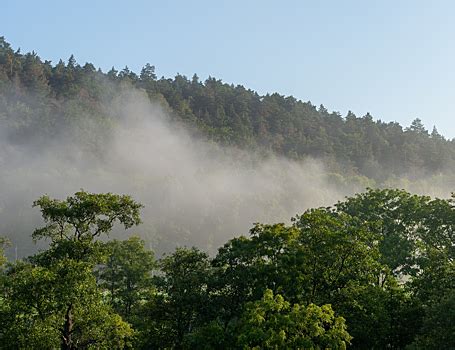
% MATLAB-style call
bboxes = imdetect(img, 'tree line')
[1,36,455,182]
[1,188,454,349]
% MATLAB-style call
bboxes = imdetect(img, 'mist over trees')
[1,36,454,183]
[1,36,455,348]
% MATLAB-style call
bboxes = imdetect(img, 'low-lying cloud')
[1,86,356,257]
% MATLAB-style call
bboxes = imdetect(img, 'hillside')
[1,36,454,183]
[1,36,455,349]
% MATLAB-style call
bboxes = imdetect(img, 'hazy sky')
[4,0,455,137]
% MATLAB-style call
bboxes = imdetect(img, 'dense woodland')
[1,189,454,349]
[1,36,455,183]
[1,37,455,348]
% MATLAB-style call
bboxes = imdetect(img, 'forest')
[1,36,455,184]
[1,188,454,349]
[0,36,454,348]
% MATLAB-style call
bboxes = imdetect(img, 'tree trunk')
[61,303,74,350]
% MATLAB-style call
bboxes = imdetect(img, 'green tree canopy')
[237,289,351,349]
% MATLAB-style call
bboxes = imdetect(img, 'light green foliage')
[237,289,351,349]
[1,259,133,349]
[32,190,142,244]
[1,185,455,348]
[1,191,143,349]
[0,236,10,267]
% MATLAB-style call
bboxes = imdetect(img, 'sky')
[3,0,455,137]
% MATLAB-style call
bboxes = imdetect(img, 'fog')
[0,87,358,258]
[3,83,455,259]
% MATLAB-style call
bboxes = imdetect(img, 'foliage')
[1,259,133,349]
[1,189,455,348]
[1,191,142,349]
[0,237,10,268]
[237,289,351,349]
[410,291,455,349]
[97,236,155,321]
[1,36,455,183]
[3,34,455,348]
[139,247,212,349]
[32,190,142,244]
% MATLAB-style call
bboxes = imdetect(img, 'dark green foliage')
[1,36,455,181]
[1,34,455,348]
[336,188,429,276]
[411,291,455,349]
[141,247,212,349]
[1,188,455,348]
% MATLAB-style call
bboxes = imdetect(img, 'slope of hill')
[1,36,454,184]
